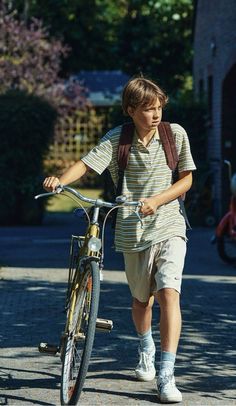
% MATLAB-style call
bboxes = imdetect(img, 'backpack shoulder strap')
[117,122,135,170]
[118,121,178,171]
[112,122,134,228]
[159,122,191,229]
[158,122,179,171]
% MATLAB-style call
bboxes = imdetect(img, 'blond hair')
[122,77,168,116]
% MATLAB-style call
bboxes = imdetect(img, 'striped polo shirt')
[81,123,196,252]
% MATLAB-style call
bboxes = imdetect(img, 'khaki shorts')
[123,236,187,302]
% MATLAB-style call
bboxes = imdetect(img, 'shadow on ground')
[1,272,235,401]
[0,215,236,403]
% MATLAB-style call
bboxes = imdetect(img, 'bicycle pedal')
[38,342,59,355]
[96,318,113,332]
[74,332,86,340]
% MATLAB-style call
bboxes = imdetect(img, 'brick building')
[193,0,236,218]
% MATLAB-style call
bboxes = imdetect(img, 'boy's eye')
[144,106,162,112]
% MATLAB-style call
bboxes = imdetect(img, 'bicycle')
[212,160,236,264]
[35,185,142,405]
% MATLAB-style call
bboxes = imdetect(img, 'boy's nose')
[153,109,159,117]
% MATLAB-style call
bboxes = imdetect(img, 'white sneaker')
[157,370,182,403]
[135,346,156,381]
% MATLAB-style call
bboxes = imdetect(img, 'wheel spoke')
[60,260,100,405]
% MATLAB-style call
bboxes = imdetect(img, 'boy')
[43,77,196,403]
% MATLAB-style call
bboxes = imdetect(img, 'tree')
[10,0,194,94]
[10,0,127,73]
[0,2,89,224]
[0,1,87,111]
[117,0,194,93]
[0,90,57,225]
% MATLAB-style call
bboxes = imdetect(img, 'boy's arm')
[140,171,192,216]
[43,160,90,192]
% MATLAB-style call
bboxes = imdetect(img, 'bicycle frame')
[65,223,101,335]
[35,185,142,336]
[211,160,236,265]
[216,197,236,238]
[35,185,143,404]
[216,160,236,239]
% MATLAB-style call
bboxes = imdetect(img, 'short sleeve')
[81,131,113,175]
[171,123,197,173]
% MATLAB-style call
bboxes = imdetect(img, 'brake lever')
[55,185,64,193]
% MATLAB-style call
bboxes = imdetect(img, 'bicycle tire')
[60,259,100,405]
[217,235,236,264]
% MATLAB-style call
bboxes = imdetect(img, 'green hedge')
[163,91,208,166]
[0,90,57,225]
[163,92,213,225]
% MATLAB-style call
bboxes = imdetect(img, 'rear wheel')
[217,235,236,264]
[60,259,100,405]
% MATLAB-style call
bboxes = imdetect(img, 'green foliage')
[11,0,126,73]
[163,90,208,165]
[117,0,194,93]
[0,2,87,114]
[163,91,214,225]
[11,0,194,94]
[0,90,57,225]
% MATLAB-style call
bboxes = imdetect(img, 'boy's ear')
[127,106,134,117]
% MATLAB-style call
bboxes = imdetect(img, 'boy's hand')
[139,197,159,216]
[43,176,61,192]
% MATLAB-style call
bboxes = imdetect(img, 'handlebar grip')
[35,185,64,200]
[34,191,56,199]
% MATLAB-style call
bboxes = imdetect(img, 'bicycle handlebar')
[35,185,143,209]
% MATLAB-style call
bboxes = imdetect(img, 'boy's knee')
[132,296,154,309]
[155,288,180,307]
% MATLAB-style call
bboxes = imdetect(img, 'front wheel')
[60,259,100,405]
[217,235,236,264]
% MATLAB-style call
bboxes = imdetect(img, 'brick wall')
[193,0,236,218]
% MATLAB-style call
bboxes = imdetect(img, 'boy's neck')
[135,127,157,146]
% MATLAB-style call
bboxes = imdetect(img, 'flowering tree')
[0,2,87,112]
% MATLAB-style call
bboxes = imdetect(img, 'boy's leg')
[155,289,182,403]
[155,288,181,354]
[132,295,154,334]
[154,236,186,403]
[123,248,157,381]
[132,297,156,381]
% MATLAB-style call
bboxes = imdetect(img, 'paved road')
[0,213,236,405]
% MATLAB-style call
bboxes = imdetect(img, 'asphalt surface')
[0,212,236,405]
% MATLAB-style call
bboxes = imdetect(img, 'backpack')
[113,121,191,229]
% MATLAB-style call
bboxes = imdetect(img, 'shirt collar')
[134,128,160,145]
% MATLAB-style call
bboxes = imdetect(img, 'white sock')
[137,328,155,353]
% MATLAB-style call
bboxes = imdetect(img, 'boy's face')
[127,98,162,133]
